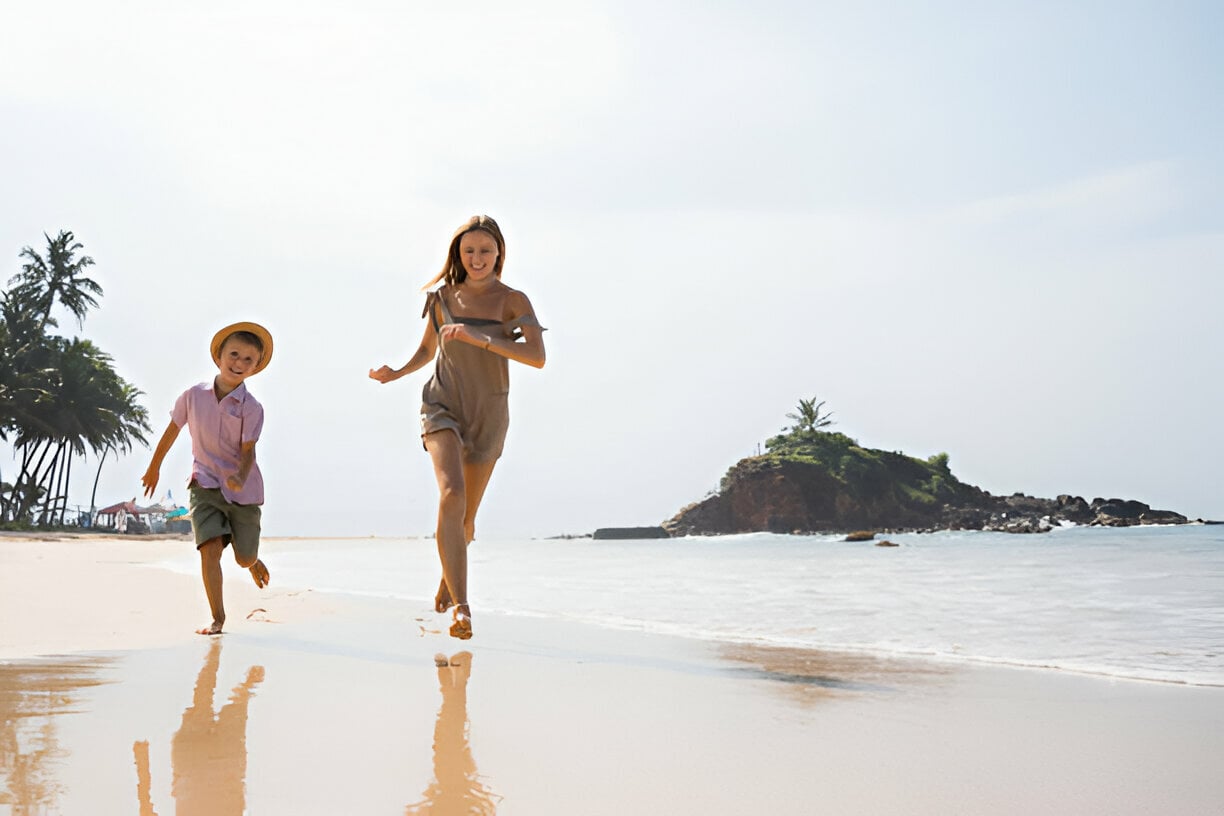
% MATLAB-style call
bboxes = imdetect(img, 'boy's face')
[215,337,263,390]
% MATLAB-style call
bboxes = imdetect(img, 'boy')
[142,321,273,635]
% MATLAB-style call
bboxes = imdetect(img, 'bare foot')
[249,560,270,588]
[196,620,224,635]
[449,604,472,640]
[434,578,454,614]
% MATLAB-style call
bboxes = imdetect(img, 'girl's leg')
[447,461,496,640]
[433,459,497,613]
[461,459,497,545]
[424,431,469,615]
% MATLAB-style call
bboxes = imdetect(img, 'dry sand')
[2,534,1223,815]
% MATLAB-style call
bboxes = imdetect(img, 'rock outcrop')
[592,526,669,540]
[662,448,1189,537]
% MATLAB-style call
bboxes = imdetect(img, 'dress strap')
[504,312,546,341]
[422,289,455,334]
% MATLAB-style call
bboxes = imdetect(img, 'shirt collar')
[208,379,248,404]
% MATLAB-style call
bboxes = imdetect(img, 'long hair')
[422,215,506,290]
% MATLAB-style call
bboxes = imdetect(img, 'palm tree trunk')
[15,440,54,521]
[34,442,62,524]
[19,441,37,483]
[50,446,65,525]
[0,461,9,521]
[90,445,109,521]
[62,451,74,525]
[55,450,73,526]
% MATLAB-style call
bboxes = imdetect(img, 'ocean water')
[157,524,1224,686]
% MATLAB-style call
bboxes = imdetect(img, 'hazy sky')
[3,1,1221,537]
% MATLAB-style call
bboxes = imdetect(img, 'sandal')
[449,604,473,640]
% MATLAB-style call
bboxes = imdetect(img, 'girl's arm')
[369,310,441,384]
[444,290,547,369]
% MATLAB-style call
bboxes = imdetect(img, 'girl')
[370,216,546,639]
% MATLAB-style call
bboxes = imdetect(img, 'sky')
[2,1,1221,537]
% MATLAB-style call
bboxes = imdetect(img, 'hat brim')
[211,321,274,375]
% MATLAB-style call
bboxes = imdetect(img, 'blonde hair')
[422,215,506,290]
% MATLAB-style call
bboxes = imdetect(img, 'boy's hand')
[226,473,246,492]
[141,468,159,499]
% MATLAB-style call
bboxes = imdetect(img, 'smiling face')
[458,229,501,284]
[214,335,263,393]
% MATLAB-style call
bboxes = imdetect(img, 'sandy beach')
[2,535,1223,815]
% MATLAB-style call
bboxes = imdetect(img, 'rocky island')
[657,409,1190,537]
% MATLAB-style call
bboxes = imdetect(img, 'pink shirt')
[171,381,265,505]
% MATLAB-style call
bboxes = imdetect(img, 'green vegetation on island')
[753,425,983,513]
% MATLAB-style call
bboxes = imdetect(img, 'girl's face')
[458,230,499,284]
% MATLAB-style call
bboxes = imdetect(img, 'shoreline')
[6,530,1217,688]
[3,516,1218,547]
[2,535,1223,813]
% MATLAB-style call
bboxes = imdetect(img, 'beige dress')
[419,287,539,463]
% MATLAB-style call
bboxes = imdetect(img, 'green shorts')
[188,483,262,563]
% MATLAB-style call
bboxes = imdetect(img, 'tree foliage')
[785,396,835,433]
[8,230,102,332]
[1,232,150,527]
[752,397,974,510]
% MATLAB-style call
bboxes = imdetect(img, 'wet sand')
[2,535,1223,814]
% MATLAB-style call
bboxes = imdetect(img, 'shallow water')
[158,523,1224,685]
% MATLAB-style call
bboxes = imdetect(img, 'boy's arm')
[225,440,257,492]
[142,421,182,498]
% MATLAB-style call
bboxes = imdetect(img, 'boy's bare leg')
[248,560,269,588]
[198,538,226,635]
[235,551,270,588]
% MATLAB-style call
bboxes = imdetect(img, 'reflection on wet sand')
[0,657,112,812]
[133,739,156,816]
[133,640,264,815]
[720,643,951,705]
[405,651,500,815]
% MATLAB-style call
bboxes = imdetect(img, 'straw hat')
[210,321,274,375]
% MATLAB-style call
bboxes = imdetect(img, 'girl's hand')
[369,365,399,383]
[226,473,246,491]
[438,324,491,348]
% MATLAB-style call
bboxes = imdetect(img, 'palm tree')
[786,396,835,433]
[0,294,53,437]
[6,338,151,525]
[7,230,103,333]
[6,336,89,523]
[0,294,56,521]
[86,380,152,519]
[2,232,150,526]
